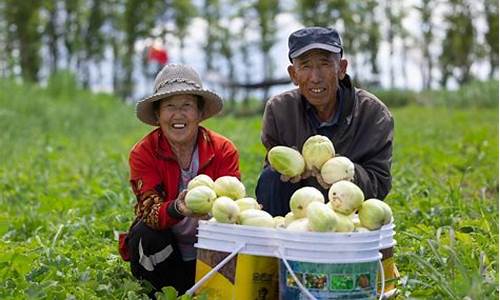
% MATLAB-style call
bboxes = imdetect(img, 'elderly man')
[255,26,398,298]
[256,27,394,217]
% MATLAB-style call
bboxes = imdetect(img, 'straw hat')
[136,64,223,126]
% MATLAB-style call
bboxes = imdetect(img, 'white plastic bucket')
[192,221,388,299]
[275,229,383,300]
[351,215,397,250]
[275,229,382,264]
[195,221,281,257]
[380,222,396,249]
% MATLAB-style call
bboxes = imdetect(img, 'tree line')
[0,0,497,100]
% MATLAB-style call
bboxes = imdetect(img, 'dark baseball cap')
[288,27,343,62]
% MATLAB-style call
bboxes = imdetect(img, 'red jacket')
[129,126,240,230]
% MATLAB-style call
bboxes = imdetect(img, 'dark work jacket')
[261,75,394,200]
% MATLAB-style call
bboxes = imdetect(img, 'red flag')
[147,46,168,65]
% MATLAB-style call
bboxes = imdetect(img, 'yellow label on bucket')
[195,249,279,300]
[196,260,235,299]
[235,254,278,299]
[377,256,400,293]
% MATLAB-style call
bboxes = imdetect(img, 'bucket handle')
[378,259,385,300]
[185,242,245,296]
[275,247,386,300]
[274,247,318,300]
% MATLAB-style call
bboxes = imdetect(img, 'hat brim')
[136,88,223,126]
[289,43,342,60]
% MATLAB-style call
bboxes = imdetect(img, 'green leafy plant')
[0,79,497,298]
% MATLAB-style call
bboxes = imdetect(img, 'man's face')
[288,49,347,109]
[156,94,202,146]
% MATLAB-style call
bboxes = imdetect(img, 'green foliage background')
[0,77,498,299]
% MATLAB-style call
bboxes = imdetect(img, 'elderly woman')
[121,64,240,294]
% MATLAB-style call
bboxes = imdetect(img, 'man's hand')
[310,167,331,190]
[277,166,331,190]
[280,169,312,183]
[174,190,210,219]
[279,174,301,183]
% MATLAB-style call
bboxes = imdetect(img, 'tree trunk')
[401,37,409,88]
[262,51,272,105]
[122,39,135,99]
[18,6,41,82]
[423,44,433,89]
[47,6,59,75]
[241,43,251,108]
[227,57,236,112]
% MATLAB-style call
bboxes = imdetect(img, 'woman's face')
[156,94,202,146]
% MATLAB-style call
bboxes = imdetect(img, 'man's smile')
[310,88,326,94]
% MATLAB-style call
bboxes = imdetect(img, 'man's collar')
[302,89,343,127]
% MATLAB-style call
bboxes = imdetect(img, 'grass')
[388,107,498,299]
[0,77,498,299]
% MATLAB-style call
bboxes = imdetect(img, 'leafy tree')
[52,0,107,86]
[439,0,475,86]
[1,0,495,98]
[336,0,379,86]
[217,0,246,110]
[81,0,108,88]
[42,1,61,74]
[329,1,359,78]
[62,0,84,69]
[415,0,435,89]
[385,0,408,88]
[253,0,280,102]
[106,0,126,95]
[296,0,330,27]
[202,0,221,73]
[385,0,396,87]
[236,1,256,107]
[171,0,197,63]
[120,0,162,98]
[295,0,349,33]
[0,1,12,77]
[396,2,411,88]
[3,0,42,82]
[363,0,380,83]
[220,25,236,110]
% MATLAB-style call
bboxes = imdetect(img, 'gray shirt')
[171,146,199,261]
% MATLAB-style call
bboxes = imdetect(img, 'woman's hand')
[174,190,210,219]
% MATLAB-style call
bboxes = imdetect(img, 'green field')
[0,79,498,299]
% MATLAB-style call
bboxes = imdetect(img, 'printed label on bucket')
[280,260,379,299]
